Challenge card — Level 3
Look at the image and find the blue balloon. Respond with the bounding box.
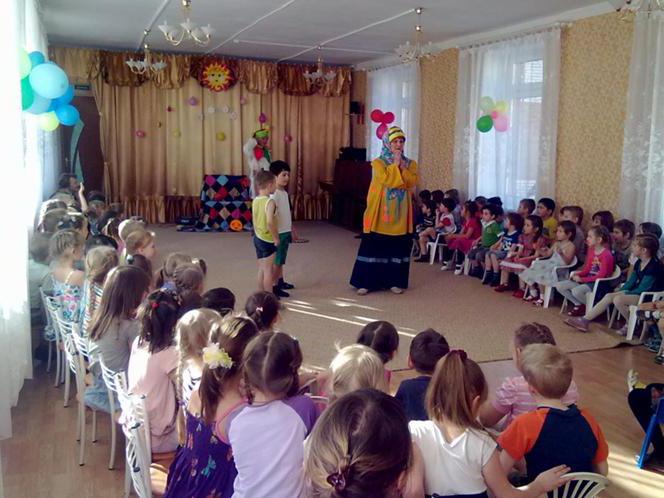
[55,104,80,126]
[28,51,45,69]
[29,63,69,99]
[53,85,74,107]
[26,93,52,114]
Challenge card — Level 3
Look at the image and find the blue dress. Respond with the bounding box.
[164,404,244,498]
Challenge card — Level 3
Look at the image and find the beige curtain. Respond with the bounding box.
[92,76,349,222]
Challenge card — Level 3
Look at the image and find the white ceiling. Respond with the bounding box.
[43,0,615,65]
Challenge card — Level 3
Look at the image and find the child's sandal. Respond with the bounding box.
[533,298,545,306]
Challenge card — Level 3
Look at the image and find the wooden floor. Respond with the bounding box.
[2,346,663,497]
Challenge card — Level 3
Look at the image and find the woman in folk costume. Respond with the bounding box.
[350,125,418,295]
[243,129,271,198]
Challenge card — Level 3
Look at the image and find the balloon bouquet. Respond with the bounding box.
[476,97,510,133]
[19,48,80,131]
[370,109,396,139]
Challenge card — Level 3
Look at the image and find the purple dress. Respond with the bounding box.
[164,403,244,498]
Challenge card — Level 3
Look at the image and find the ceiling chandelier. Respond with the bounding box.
[303,47,337,83]
[126,40,167,75]
[395,7,434,63]
[158,0,214,47]
[613,0,664,19]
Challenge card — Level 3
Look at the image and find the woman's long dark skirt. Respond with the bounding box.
[350,232,412,291]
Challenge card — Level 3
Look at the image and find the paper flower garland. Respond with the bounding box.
[200,61,235,92]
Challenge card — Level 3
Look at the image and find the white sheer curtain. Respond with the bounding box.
[0,0,53,440]
[453,29,561,209]
[619,12,664,227]
[366,62,420,161]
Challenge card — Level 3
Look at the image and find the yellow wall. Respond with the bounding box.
[556,13,633,217]
[351,12,634,217]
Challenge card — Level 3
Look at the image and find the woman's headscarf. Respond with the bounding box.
[378,126,409,165]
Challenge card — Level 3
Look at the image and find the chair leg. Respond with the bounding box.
[428,244,436,265]
[78,400,86,466]
[60,350,67,384]
[91,410,98,443]
[626,306,639,341]
[543,286,552,309]
[53,344,61,387]
[560,297,568,315]
[46,341,52,373]
[64,367,71,408]
[109,419,117,470]
[124,453,132,498]
[608,307,617,329]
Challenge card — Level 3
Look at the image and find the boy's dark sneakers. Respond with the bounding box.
[273,286,290,298]
[278,278,295,290]
[482,271,494,285]
[490,272,501,287]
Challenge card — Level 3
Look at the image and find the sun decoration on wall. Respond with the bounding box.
[201,62,235,92]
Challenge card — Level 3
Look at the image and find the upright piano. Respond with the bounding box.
[320,153,372,231]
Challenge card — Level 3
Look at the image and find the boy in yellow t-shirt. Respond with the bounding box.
[252,170,280,294]
[537,197,558,243]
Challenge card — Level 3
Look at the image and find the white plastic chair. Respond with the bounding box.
[43,294,65,387]
[95,355,124,470]
[123,421,153,498]
[549,472,609,498]
[529,256,577,309]
[609,291,664,341]
[560,266,621,317]
[58,316,97,466]
[427,233,447,265]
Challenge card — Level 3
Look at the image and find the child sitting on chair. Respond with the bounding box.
[468,204,504,279]
[415,200,437,262]
[441,201,481,274]
[520,221,577,305]
[483,212,523,287]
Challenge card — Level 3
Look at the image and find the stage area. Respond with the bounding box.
[155,221,622,369]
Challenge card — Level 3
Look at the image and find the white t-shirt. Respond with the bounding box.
[230,395,318,498]
[409,420,496,496]
[270,188,292,234]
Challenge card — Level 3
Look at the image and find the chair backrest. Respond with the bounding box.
[549,472,609,498]
[115,371,152,456]
[123,421,153,498]
[43,295,62,340]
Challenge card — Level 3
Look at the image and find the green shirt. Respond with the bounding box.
[252,196,274,242]
[481,220,503,248]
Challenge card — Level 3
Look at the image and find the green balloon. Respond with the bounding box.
[21,77,34,110]
[477,115,494,133]
[18,47,31,79]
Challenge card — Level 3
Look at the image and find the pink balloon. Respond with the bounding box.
[383,111,395,124]
[491,111,499,119]
[370,109,384,123]
[494,114,510,132]
[258,112,267,124]
[376,123,388,139]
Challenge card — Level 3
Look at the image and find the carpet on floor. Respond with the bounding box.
[151,222,623,370]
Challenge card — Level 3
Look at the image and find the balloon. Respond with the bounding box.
[52,85,74,108]
[479,96,494,113]
[19,47,31,79]
[28,51,45,69]
[494,114,510,132]
[21,77,34,110]
[26,93,51,114]
[216,131,226,141]
[376,122,388,139]
[476,115,493,133]
[258,112,267,124]
[382,111,395,124]
[491,111,499,119]
[55,104,80,126]
[29,63,69,99]
[495,100,508,113]
[370,109,384,123]
[39,112,60,132]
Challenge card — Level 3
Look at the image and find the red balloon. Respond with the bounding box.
[370,109,384,123]
[376,123,388,139]
[383,111,395,124]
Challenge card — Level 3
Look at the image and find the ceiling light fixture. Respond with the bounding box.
[395,7,434,63]
[303,47,337,83]
[126,34,167,75]
[158,0,214,47]
[613,0,664,20]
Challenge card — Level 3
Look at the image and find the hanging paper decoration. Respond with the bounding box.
[258,112,267,124]
[240,96,247,105]
[476,96,510,133]
[172,130,182,138]
[229,111,238,121]
[199,61,236,92]
[370,108,395,139]
[284,134,293,143]
[216,132,226,141]
[135,130,146,138]
[167,105,174,112]
[187,96,199,106]
[221,106,229,113]
[18,47,80,131]
[207,106,216,114]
